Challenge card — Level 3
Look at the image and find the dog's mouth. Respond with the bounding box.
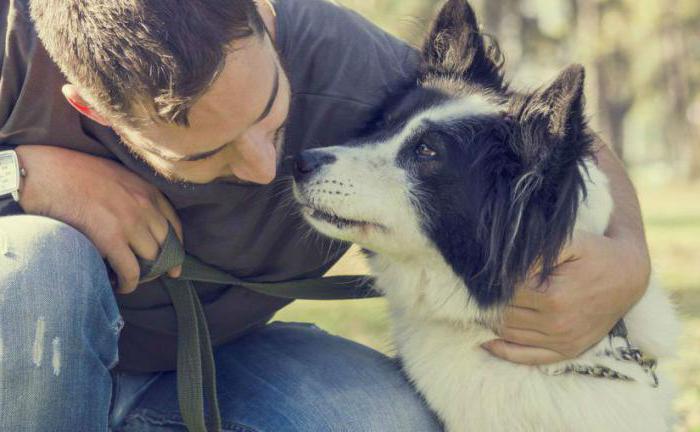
[301,205,386,232]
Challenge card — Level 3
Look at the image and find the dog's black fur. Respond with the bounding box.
[361,0,595,307]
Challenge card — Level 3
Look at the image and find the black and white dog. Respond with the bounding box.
[292,0,680,430]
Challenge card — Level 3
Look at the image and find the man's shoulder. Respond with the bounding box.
[1,0,35,62]
[274,0,420,108]
[0,0,116,158]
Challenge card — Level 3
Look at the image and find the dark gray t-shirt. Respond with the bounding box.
[0,0,419,371]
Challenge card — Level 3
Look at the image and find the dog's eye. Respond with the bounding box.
[415,143,438,159]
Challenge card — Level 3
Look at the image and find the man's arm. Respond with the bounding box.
[483,137,650,365]
[13,144,183,293]
[597,138,650,274]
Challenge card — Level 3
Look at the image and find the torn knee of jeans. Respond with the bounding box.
[26,316,63,376]
[0,230,14,258]
[113,316,125,335]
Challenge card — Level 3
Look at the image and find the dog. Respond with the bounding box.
[291,0,680,430]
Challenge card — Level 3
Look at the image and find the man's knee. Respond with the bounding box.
[0,214,100,263]
[0,216,122,372]
[0,215,116,321]
[214,322,443,431]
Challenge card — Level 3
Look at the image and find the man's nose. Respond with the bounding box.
[227,131,278,184]
[293,150,336,182]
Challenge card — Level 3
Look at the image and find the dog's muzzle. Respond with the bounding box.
[292,150,336,183]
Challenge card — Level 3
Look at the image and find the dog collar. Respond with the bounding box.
[545,320,659,388]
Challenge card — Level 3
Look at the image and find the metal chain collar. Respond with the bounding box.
[558,345,659,387]
[553,320,660,387]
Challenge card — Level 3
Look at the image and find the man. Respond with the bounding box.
[0,0,651,430]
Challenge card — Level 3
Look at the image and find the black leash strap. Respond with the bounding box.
[138,225,379,432]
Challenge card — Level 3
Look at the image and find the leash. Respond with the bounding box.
[137,225,380,432]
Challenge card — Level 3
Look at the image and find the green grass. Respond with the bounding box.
[640,182,700,431]
[274,181,700,430]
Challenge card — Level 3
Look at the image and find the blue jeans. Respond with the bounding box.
[0,215,442,431]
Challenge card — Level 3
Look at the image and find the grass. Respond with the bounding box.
[274,181,700,430]
[641,182,700,431]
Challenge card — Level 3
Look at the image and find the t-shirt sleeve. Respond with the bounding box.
[275,0,420,111]
[0,0,19,153]
[0,1,26,215]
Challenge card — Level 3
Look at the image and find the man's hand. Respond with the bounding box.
[482,231,649,364]
[16,145,183,294]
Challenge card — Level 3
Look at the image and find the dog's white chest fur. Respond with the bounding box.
[369,164,680,432]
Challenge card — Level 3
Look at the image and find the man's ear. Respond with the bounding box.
[421,0,505,91]
[61,85,111,127]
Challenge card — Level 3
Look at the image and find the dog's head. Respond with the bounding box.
[293,0,593,308]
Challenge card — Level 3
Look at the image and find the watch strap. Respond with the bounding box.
[0,149,24,215]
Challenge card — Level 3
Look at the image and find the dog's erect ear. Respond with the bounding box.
[534,64,586,141]
[421,0,505,91]
[516,64,587,169]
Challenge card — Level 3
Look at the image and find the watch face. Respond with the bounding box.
[0,152,20,195]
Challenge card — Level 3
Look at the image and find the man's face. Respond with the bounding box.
[117,33,291,185]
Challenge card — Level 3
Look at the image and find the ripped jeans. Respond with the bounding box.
[0,215,443,432]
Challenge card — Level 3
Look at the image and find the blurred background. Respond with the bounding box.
[275,0,700,430]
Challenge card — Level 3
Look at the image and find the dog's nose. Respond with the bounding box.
[293,150,336,182]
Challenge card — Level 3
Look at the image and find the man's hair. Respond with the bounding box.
[30,0,265,126]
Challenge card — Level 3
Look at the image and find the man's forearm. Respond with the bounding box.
[594,138,647,243]
[593,136,651,297]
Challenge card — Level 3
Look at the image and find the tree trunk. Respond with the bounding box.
[688,132,700,180]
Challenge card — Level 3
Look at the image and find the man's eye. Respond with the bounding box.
[415,143,438,159]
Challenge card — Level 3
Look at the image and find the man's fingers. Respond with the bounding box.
[106,246,141,294]
[498,327,550,348]
[148,213,169,246]
[501,306,547,334]
[482,340,566,365]
[511,233,603,309]
[501,306,543,329]
[129,225,161,263]
[149,217,182,278]
[154,194,183,242]
[153,195,184,278]
[510,279,550,310]
[167,265,183,279]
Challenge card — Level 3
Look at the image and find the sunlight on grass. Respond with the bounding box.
[639,182,700,431]
[274,181,700,430]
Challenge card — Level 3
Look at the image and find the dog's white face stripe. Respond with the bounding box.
[415,94,501,123]
[385,94,501,152]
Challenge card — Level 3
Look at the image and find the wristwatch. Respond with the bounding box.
[0,150,25,203]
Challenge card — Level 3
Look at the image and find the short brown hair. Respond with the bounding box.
[30,0,265,126]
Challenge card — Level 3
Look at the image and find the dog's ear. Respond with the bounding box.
[421,0,505,91]
[515,64,587,171]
